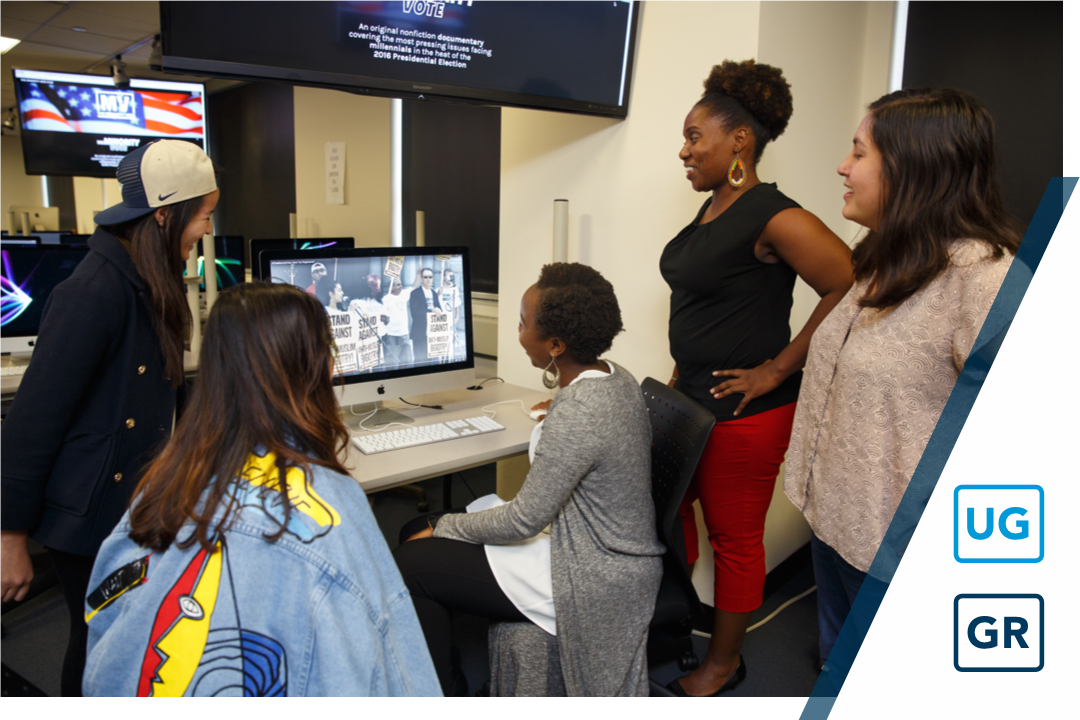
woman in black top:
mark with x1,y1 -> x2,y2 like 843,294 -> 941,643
1,140 -> 218,695
659,61 -> 853,696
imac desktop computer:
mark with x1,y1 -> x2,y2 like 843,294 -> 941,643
260,246 -> 474,427
2,244 -> 92,357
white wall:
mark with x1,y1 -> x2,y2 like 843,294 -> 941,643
293,86 -> 393,246
497,1 -> 894,603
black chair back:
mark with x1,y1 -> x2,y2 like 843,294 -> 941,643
641,377 -> 716,627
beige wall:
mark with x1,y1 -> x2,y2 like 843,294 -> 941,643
71,176 -> 121,234
292,86 -> 393,246
496,1 -> 894,601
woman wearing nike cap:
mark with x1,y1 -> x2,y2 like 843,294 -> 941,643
0,139 -> 218,695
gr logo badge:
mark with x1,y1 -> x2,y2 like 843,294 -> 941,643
954,594 -> 1043,672
954,485 -> 1043,563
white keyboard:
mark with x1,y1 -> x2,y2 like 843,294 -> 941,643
1,364 -> 28,377
352,415 -> 505,455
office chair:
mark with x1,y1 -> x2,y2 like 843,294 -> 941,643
640,377 -> 715,685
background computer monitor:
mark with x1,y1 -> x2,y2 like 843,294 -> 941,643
60,234 -> 92,245
260,245 -> 474,425
2,237 -> 40,247
7,206 -> 60,234
195,235 -> 246,290
33,232 -> 70,245
249,238 -> 356,280
1,244 -> 92,356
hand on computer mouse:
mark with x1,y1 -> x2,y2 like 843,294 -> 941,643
530,400 -> 551,421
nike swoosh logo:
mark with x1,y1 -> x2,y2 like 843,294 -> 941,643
158,191 -> 178,201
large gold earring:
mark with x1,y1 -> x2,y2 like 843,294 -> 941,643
541,356 -> 561,390
728,152 -> 746,188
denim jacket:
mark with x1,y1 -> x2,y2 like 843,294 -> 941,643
83,450 -> 441,696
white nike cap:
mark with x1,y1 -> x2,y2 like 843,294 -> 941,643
95,139 -> 217,226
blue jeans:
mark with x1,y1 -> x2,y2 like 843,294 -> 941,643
811,534 -> 867,666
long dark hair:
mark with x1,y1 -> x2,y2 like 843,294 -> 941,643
128,283 -> 350,552
852,88 -> 1020,309
102,197 -> 205,386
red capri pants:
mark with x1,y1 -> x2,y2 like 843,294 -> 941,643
680,401 -> 796,613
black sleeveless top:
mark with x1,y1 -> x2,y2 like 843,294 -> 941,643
660,183 -> 802,421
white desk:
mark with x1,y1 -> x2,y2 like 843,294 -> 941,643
344,381 -> 551,493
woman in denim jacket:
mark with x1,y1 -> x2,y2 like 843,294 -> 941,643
82,284 -> 440,696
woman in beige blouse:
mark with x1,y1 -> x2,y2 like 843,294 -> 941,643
784,88 -> 1020,667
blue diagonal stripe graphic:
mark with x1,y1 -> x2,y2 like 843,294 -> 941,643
800,177 -> 1077,720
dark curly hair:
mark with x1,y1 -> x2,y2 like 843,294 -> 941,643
534,263 -> 623,366
699,59 -> 793,163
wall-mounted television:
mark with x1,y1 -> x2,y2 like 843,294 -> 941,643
12,68 -> 206,177
160,1 -> 638,118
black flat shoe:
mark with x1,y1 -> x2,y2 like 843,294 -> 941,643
665,655 -> 746,697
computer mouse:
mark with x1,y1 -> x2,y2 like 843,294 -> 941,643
529,409 -> 547,421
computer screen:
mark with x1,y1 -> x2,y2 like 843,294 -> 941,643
259,245 -> 474,420
1,237 -> 40,247
249,237 -> 356,279
196,235 -> 246,290
1,244 -> 92,354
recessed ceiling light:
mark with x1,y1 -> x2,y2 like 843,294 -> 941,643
72,27 -> 88,32
0,36 -> 21,54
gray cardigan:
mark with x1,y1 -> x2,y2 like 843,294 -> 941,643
434,361 -> 664,696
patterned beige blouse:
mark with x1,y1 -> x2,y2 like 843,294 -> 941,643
784,239 -> 1014,573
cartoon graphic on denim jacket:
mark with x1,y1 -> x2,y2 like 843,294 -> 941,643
85,452 -> 343,696
233,450 -> 341,542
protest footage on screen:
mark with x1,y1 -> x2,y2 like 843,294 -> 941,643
269,254 -> 466,377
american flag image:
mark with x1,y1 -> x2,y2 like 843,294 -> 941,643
19,82 -> 204,138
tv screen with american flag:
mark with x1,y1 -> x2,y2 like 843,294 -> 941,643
13,69 -> 206,178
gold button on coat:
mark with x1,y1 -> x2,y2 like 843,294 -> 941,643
125,418 -> 135,429
113,473 -> 123,482
137,365 -> 146,375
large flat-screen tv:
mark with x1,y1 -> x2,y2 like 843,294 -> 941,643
260,245 -> 474,425
1,244 -> 92,355
160,1 -> 638,118
12,68 -> 206,177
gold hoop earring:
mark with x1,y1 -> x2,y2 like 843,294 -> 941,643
728,152 -> 746,188
541,356 -> 561,390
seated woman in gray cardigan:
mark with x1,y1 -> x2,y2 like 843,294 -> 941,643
393,262 -> 665,696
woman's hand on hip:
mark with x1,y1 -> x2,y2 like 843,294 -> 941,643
711,359 -> 783,417
405,527 -> 434,542
1,531 -> 34,603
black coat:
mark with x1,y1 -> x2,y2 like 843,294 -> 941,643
1,228 -> 176,556
408,285 -> 443,345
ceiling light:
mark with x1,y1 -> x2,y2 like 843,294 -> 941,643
0,36 -> 21,54
72,27 -> 88,33
2,109 -> 16,132
111,56 -> 131,90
